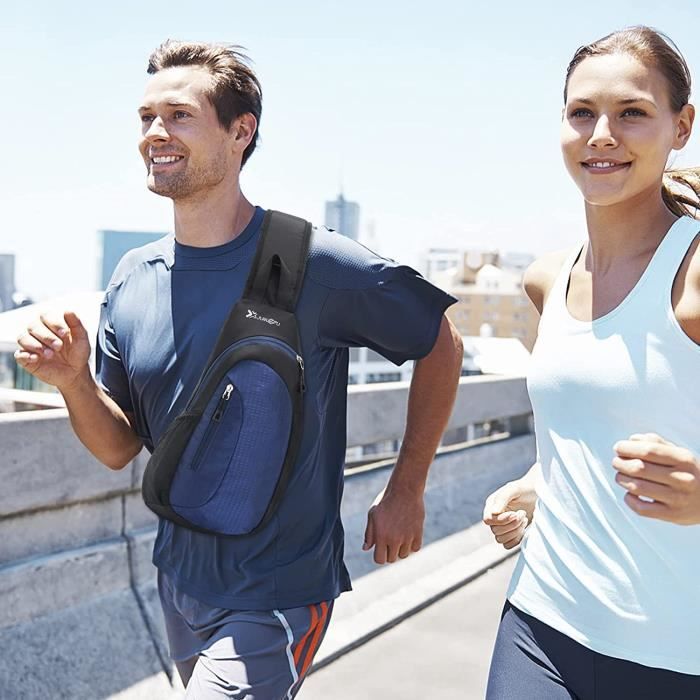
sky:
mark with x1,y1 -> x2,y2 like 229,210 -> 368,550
3,0 -> 700,300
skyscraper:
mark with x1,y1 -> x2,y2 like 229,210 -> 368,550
324,193 -> 360,241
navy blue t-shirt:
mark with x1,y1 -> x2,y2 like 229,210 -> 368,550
97,206 -> 456,609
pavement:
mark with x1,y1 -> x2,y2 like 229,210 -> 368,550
301,556 -> 516,700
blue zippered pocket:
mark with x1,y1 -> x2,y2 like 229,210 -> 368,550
169,355 -> 293,529
190,383 -> 236,472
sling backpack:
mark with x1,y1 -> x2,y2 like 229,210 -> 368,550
142,210 -> 311,536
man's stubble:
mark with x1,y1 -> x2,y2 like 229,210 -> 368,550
146,150 -> 230,201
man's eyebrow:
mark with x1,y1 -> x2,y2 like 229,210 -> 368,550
138,101 -> 199,113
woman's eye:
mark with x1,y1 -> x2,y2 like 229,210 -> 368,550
622,108 -> 646,117
570,108 -> 594,118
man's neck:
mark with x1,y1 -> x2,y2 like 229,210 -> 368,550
172,183 -> 255,248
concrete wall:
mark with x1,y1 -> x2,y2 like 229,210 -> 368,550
0,376 -> 533,699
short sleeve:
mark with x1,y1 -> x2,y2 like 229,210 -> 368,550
95,296 -> 133,413
318,264 -> 457,366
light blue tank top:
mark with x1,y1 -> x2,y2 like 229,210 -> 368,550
508,216 -> 700,674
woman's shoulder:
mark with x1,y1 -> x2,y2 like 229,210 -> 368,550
686,228 -> 700,291
674,227 -> 700,343
523,249 -> 575,315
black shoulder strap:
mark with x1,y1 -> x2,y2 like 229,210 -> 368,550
243,210 -> 312,312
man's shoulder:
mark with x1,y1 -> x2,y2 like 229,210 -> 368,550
306,226 -> 395,290
106,234 -> 174,294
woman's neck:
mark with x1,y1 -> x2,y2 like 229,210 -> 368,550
583,188 -> 678,273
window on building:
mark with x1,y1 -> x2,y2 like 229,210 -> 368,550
366,372 -> 402,383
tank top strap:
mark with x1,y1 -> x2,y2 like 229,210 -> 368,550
539,243 -> 585,325
643,216 -> 700,303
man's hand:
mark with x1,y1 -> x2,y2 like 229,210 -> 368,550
14,311 -> 91,391
363,484 -> 425,565
361,317 -> 460,565
483,477 -> 537,549
613,433 -> 700,526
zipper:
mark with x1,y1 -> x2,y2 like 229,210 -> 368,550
191,336 -> 305,403
296,355 -> 306,393
190,383 -> 235,470
213,383 -> 234,420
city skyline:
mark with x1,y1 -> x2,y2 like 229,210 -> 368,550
3,2 -> 700,300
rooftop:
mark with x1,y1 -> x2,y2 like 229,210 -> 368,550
0,375 -> 533,698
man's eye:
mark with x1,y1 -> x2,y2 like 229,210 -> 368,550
174,111 -> 189,119
141,114 -> 154,123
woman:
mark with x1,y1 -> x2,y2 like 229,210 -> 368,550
483,26 -> 700,699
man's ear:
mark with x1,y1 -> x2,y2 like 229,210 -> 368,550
231,113 -> 257,155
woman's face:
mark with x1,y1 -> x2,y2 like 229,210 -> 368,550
561,52 -> 692,208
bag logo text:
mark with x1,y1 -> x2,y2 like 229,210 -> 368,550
246,309 -> 281,326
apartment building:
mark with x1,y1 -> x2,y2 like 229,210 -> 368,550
430,249 -> 539,351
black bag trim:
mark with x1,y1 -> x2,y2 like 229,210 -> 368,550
141,210 -> 311,536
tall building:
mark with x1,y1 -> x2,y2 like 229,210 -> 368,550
0,255 -> 16,313
99,230 -> 168,289
324,193 -> 360,241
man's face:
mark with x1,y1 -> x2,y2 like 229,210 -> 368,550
138,66 -> 238,200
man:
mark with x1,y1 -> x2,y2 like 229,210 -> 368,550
15,41 -> 463,699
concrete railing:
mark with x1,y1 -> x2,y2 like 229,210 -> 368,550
0,376 -> 534,699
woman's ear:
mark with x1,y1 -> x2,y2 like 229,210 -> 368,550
673,103 -> 695,150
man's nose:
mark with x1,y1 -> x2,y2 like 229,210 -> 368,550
144,116 -> 170,142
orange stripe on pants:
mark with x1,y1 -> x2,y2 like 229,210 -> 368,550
300,601 -> 329,678
293,604 -> 319,667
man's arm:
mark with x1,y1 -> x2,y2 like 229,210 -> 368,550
363,316 -> 463,564
60,368 -> 143,469
15,311 -> 142,470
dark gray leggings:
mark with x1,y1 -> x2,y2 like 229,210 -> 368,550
486,602 -> 700,700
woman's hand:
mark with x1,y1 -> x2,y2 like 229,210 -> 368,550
483,473 -> 538,549
613,433 -> 700,526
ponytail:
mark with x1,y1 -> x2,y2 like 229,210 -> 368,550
662,168 -> 700,219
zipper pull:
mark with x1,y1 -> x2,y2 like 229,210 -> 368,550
296,355 -> 306,393
213,383 -> 234,421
